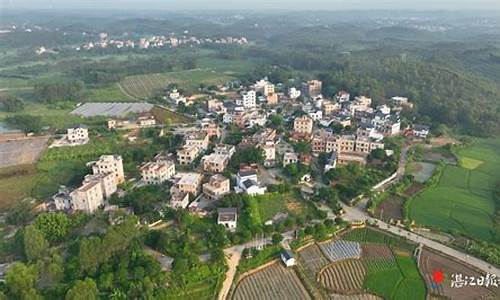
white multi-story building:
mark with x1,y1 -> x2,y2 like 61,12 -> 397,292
83,173 -> 117,199
336,90 -> 350,103
237,90 -> 256,108
178,146 -> 201,165
214,144 -> 236,158
70,180 -> 104,213
90,155 -> 125,185
67,125 -> 89,143
235,168 -> 266,196
140,159 -> 176,185
308,110 -> 323,121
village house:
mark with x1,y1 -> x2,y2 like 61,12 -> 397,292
235,168 -> 266,196
323,101 -> 341,115
177,146 -> 201,165
169,188 -> 190,209
174,172 -> 203,196
207,99 -> 227,114
214,144 -> 236,158
217,208 -> 238,231
89,155 -> 125,185
203,174 -> 231,200
201,121 -> 221,139
266,92 -> 278,105
335,90 -> 350,103
293,115 -> 314,135
281,250 -> 296,267
303,80 -> 322,98
185,131 -> 210,151
412,124 -> 430,139
140,159 -> 176,185
283,152 -> 299,166
288,87 -> 301,99
202,153 -> 229,173
67,125 -> 89,144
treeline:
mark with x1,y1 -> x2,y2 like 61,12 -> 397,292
71,55 -> 197,85
34,81 -> 84,103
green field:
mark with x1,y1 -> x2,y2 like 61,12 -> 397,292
406,138 -> 500,242
364,254 -> 426,300
119,69 -> 234,99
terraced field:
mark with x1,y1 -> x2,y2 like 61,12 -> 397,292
361,244 -> 397,273
298,244 -> 330,274
232,262 -> 311,300
319,259 -> 366,293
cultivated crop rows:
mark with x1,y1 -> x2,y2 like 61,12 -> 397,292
298,244 -> 330,274
319,259 -> 366,293
233,262 -> 311,300
319,240 -> 361,263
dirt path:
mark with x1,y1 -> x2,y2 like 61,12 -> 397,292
218,245 -> 244,300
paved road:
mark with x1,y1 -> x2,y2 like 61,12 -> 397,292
341,203 -> 500,276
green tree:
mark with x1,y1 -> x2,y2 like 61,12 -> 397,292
272,233 -> 283,245
23,225 -> 49,261
0,95 -> 24,112
34,212 -> 70,242
5,262 -> 41,300
5,115 -> 43,134
65,278 -> 99,300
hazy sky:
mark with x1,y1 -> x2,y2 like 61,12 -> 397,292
2,0 -> 500,10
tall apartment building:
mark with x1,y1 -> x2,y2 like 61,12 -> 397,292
293,115 -> 314,135
90,155 -> 125,185
140,159 -> 176,185
83,173 -> 117,199
70,180 -> 104,213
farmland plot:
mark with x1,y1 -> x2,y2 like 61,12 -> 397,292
232,262 -> 311,300
361,244 -> 396,273
319,259 -> 366,293
319,240 -> 362,263
298,244 -> 330,274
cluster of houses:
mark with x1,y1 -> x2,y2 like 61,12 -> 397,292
48,75 -> 430,235
76,32 -> 248,51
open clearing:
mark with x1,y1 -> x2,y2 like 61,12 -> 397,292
406,138 -> 500,242
0,136 -> 49,168
419,248 -> 498,299
119,69 -> 233,99
232,262 -> 311,300
459,156 -> 483,170
408,162 -> 436,183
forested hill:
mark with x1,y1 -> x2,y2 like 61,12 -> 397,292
319,54 -> 500,136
